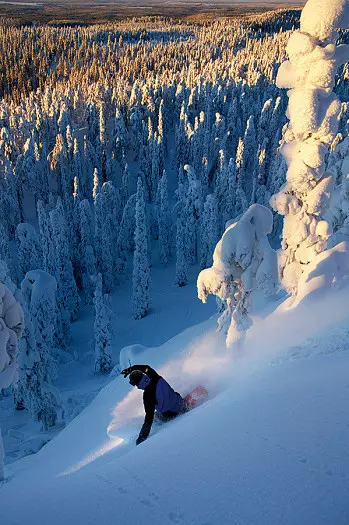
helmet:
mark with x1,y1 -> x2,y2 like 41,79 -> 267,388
129,370 -> 151,390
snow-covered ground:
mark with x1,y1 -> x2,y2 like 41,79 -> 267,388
1,278 -> 348,525
0,260 -> 216,464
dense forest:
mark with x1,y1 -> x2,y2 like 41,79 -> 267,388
1,8 -> 349,430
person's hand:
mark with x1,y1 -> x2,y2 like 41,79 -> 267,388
136,435 -> 146,446
121,368 -> 131,378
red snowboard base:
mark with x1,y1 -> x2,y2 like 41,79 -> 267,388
184,385 -> 208,410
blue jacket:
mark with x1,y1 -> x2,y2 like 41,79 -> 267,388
126,364 -> 184,443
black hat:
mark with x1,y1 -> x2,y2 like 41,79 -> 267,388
129,370 -> 144,386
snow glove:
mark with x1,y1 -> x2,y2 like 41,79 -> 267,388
136,434 -> 147,446
121,368 -> 132,378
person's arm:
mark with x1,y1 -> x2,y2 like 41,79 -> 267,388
121,364 -> 159,380
136,391 -> 156,445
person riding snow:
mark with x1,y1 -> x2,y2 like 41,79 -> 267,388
122,364 -> 185,445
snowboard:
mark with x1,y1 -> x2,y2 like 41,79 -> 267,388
183,385 -> 208,410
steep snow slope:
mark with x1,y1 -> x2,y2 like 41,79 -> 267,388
1,292 -> 349,525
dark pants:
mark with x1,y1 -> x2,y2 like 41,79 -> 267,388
156,402 -> 190,423
156,410 -> 179,422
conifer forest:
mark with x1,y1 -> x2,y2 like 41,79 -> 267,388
1,5 -> 349,441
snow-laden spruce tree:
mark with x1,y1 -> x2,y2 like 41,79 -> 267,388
0,225 -> 12,277
132,178 -> 151,319
183,164 -> 202,265
92,167 -> 100,200
117,193 -> 136,253
50,198 -> 80,322
200,194 -> 219,270
15,136 -> 37,199
21,270 -> 60,428
270,0 -> 349,294
0,281 -> 24,482
37,200 -> 56,279
94,182 -> 123,291
197,204 -> 278,350
16,223 -> 42,281
21,270 -> 57,383
0,158 -> 21,237
94,189 -> 113,291
93,273 -> 113,374
121,163 -> 131,206
158,170 -> 171,266
79,199 -> 96,303
17,302 -> 59,430
175,214 -> 188,287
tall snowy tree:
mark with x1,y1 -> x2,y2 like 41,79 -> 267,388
94,182 -> 123,291
132,178 -> 151,319
0,225 -> 12,277
93,273 -> 113,374
121,163 -> 131,207
20,270 -> 60,430
0,159 -> 21,237
270,0 -> 349,294
175,215 -> 188,287
16,223 -> 42,282
50,199 -> 80,346
117,193 -> 137,254
79,199 -> 95,303
92,167 -> 100,200
183,165 -> 202,265
200,194 -> 219,270
37,200 -> 56,279
158,171 -> 171,266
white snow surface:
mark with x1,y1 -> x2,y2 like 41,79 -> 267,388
1,276 -> 349,524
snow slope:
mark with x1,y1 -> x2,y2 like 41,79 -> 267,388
1,281 -> 349,525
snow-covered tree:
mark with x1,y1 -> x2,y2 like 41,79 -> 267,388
241,115 -> 257,198
79,199 -> 95,303
16,223 -> 42,281
15,136 -> 37,198
183,165 -> 202,265
21,270 -> 57,382
175,215 -> 188,287
50,199 -> 79,345
158,171 -> 171,266
93,273 -> 113,374
0,225 -> 12,276
121,163 -> 131,207
132,178 -> 151,319
200,194 -> 219,269
271,0 -> 349,295
72,138 -> 83,198
94,182 -> 123,291
197,204 -> 278,350
0,158 -> 21,236
0,282 -> 24,481
117,193 -> 137,253
92,167 -> 100,200
79,199 -> 94,259
37,200 -> 56,279
20,270 -> 60,430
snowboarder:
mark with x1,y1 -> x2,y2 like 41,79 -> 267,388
122,365 -> 185,445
